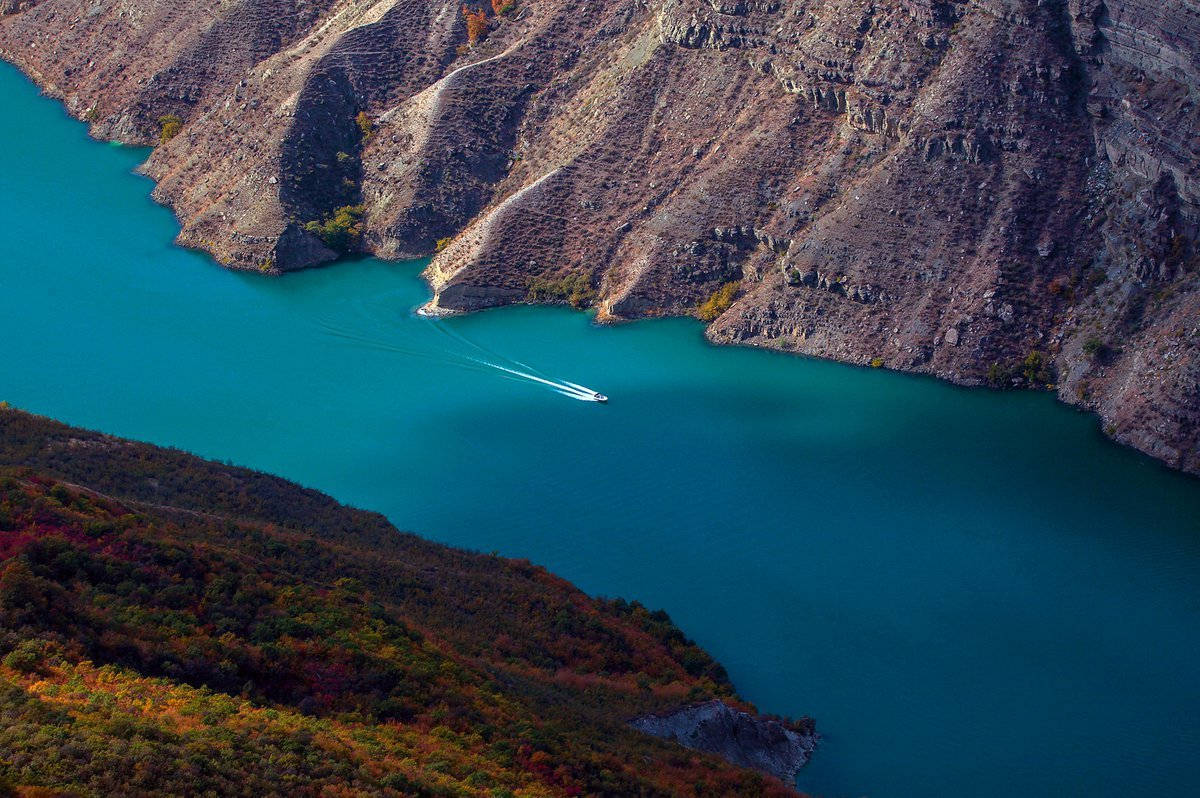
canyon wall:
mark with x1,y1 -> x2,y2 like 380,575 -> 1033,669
1,0 -> 1197,471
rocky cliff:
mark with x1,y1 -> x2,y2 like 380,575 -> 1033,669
1,0 -> 1197,472
632,700 -> 819,783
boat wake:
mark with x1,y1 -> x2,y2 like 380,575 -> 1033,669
318,314 -> 608,403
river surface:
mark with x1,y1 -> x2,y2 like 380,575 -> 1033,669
3,62 -> 1200,797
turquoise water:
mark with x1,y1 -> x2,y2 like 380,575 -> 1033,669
3,60 -> 1200,796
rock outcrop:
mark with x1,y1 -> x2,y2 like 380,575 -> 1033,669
632,700 -> 819,783
1,0 -> 1197,472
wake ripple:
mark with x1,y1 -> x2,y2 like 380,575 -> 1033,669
318,315 -> 607,403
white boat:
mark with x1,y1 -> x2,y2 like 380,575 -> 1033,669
593,393 -> 608,403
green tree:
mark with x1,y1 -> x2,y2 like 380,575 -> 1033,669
303,205 -> 365,252
1021,350 -> 1052,384
2,640 -> 44,674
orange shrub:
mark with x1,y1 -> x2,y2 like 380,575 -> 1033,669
462,5 -> 489,45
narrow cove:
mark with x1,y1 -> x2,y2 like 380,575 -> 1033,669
2,62 -> 1199,797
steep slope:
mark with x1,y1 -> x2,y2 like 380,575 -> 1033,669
0,0 -> 1196,472
0,407 -> 811,797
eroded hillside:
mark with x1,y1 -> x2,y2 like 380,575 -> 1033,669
0,0 -> 1197,471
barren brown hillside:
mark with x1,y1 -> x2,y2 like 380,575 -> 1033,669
1,0 -> 1197,471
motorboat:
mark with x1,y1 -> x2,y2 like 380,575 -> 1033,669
593,392 -> 608,403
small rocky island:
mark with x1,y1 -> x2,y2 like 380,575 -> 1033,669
633,700 -> 819,783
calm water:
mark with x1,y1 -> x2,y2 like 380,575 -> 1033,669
3,61 -> 1200,796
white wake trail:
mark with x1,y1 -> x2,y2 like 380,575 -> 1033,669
463,356 -> 599,400
320,316 -> 607,402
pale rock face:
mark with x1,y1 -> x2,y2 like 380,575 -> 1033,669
1,0 -> 1197,473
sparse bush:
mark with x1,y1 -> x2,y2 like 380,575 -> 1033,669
462,6 -> 489,45
1021,350 -> 1053,385
1083,337 -> 1110,360
697,281 -> 740,322
491,0 -> 516,13
526,273 -> 595,308
435,237 -> 454,252
1165,235 -> 1191,269
986,361 -> 1010,387
157,114 -> 182,144
987,350 -> 1054,388
1047,276 -> 1069,297
303,205 -> 365,252
355,111 -> 374,142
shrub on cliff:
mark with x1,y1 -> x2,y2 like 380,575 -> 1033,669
303,205 -> 364,252
462,6 -> 489,45
698,281 -> 741,322
355,111 -> 374,142
527,273 -> 595,308
1083,337 -> 1111,360
1020,350 -> 1053,385
157,114 -> 182,144
491,0 -> 516,14
985,350 -> 1055,388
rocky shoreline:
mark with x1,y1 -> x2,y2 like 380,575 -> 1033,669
633,700 -> 819,784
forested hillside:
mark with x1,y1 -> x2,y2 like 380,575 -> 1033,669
0,407 -> 807,797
